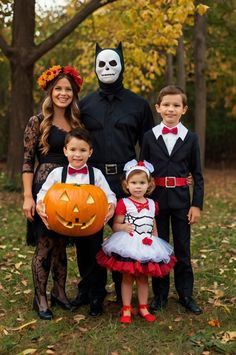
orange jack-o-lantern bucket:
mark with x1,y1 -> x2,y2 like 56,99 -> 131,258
43,183 -> 109,237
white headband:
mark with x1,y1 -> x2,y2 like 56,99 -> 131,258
124,159 -> 154,178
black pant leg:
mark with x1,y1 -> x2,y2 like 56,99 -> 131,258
75,228 -> 107,303
152,209 -> 171,299
107,214 -> 122,300
171,209 -> 193,298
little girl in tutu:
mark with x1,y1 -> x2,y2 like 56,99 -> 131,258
97,159 -> 177,324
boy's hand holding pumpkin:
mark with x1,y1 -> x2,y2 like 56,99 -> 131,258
104,203 -> 116,224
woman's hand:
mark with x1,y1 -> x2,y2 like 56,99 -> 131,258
36,200 -> 50,228
23,196 -> 35,222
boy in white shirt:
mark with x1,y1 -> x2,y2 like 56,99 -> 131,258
37,127 -> 116,316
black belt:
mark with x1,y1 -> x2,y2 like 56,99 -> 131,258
91,163 -> 125,175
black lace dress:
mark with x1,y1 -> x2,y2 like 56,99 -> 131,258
22,115 -> 68,245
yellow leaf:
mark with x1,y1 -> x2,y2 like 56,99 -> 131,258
73,314 -> 86,323
6,319 -> 37,331
15,349 -> 37,355
55,317 -> 63,323
196,4 -> 209,16
15,262 -> 23,270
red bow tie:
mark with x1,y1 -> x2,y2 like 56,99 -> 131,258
68,166 -> 88,175
162,126 -> 178,135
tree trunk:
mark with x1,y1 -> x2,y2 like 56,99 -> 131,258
165,53 -> 174,85
194,8 -> 207,168
176,35 -> 186,92
6,0 -> 35,180
7,62 -> 34,179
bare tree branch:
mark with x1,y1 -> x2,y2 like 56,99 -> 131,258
0,34 -> 14,58
26,0 -> 117,66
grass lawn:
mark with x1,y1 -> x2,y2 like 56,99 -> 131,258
0,169 -> 236,355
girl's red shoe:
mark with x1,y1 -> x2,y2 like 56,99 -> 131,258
119,305 -> 135,324
138,304 -> 156,322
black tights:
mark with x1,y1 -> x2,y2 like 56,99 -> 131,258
32,234 -> 68,309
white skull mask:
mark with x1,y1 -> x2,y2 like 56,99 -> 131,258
96,49 -> 122,84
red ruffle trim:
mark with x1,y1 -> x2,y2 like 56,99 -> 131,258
96,250 -> 177,277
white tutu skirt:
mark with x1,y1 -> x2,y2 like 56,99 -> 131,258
97,231 -> 177,277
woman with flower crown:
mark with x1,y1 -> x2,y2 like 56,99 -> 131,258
97,160 -> 177,324
22,65 -> 83,320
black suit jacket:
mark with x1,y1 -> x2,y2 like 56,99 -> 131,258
140,127 -> 204,210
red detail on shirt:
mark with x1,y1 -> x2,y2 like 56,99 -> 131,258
115,199 -> 127,215
115,198 -> 159,216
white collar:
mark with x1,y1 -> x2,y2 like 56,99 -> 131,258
152,122 -> 188,141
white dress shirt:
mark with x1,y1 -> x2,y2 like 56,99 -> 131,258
37,164 -> 117,206
152,122 -> 188,155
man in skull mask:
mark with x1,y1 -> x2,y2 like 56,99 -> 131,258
72,43 -> 154,315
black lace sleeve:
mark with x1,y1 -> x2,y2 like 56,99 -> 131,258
22,115 -> 41,173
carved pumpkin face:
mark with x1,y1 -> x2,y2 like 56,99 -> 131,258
43,183 -> 109,237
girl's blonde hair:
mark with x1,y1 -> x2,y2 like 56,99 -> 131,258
121,170 -> 155,196
39,73 -> 83,155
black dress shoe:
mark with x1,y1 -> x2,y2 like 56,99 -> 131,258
179,297 -> 203,315
149,297 -> 168,312
50,292 -> 73,311
33,297 -> 53,320
89,299 -> 103,317
71,293 -> 90,309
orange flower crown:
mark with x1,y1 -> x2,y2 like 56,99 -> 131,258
37,65 -> 83,92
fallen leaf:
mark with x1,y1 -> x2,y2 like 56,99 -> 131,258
15,262 -> 23,269
73,314 -> 86,323
55,317 -> 63,323
23,289 -> 32,294
6,319 -> 37,331
78,327 -> 88,332
17,254 -> 27,259
21,280 -> 28,287
16,349 -> 37,355
174,317 -> 182,322
46,351 -> 55,354
220,331 -> 236,343
208,319 -> 220,327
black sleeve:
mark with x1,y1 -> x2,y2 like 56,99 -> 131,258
138,102 -> 154,146
190,134 -> 204,209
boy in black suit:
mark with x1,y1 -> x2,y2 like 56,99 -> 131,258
140,85 -> 204,315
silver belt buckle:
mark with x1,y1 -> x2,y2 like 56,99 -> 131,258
105,164 -> 118,175
165,176 -> 176,188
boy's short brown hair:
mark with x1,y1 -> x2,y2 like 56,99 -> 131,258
157,85 -> 187,106
64,127 -> 93,149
